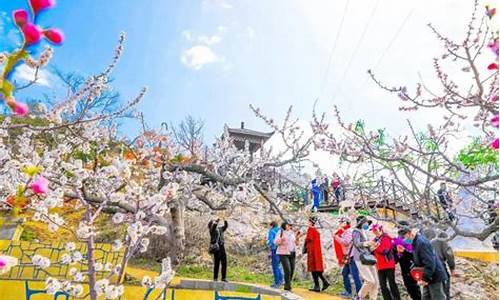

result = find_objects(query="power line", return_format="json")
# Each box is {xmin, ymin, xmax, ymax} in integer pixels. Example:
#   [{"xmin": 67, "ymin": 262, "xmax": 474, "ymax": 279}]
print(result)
[
  {"xmin": 374, "ymin": 10, "xmax": 414, "ymax": 69},
  {"xmin": 319, "ymin": 0, "xmax": 351, "ymax": 97},
  {"xmin": 330, "ymin": 0, "xmax": 381, "ymax": 103},
  {"xmin": 359, "ymin": 9, "xmax": 414, "ymax": 90}
]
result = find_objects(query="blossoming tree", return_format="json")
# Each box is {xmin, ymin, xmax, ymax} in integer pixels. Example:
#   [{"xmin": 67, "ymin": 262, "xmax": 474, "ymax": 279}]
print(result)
[
  {"xmin": 313, "ymin": 1, "xmax": 498, "ymax": 241},
  {"xmin": 0, "ymin": 1, "xmax": 317, "ymax": 299}
]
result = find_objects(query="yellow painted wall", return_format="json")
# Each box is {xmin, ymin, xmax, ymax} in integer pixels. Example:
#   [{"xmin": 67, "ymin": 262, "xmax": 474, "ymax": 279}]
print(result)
[
  {"xmin": 454, "ymin": 250, "xmax": 499, "ymax": 263},
  {"xmin": 0, "ymin": 281, "xmax": 280, "ymax": 300}
]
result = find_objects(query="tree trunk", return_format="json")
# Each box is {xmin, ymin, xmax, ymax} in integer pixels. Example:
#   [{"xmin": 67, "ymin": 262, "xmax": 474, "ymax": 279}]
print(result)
[{"xmin": 169, "ymin": 200, "xmax": 185, "ymax": 266}]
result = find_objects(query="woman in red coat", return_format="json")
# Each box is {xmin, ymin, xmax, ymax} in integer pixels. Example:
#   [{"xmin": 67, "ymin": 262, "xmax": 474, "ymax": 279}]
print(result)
[
  {"xmin": 304, "ymin": 216, "xmax": 330, "ymax": 292},
  {"xmin": 371, "ymin": 224, "xmax": 401, "ymax": 300}
]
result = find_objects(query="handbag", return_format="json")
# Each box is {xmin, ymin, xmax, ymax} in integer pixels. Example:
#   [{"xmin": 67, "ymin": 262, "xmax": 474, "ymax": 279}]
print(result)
[
  {"xmin": 209, "ymin": 228, "xmax": 220, "ymax": 254},
  {"xmin": 352, "ymin": 229, "xmax": 377, "ymax": 266},
  {"xmin": 410, "ymin": 267, "xmax": 425, "ymax": 281},
  {"xmin": 359, "ymin": 251, "xmax": 377, "ymax": 265}
]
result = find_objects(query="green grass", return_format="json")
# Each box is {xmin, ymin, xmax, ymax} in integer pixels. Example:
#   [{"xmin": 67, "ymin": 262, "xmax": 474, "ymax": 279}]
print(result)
[{"xmin": 130, "ymin": 255, "xmax": 345, "ymax": 296}]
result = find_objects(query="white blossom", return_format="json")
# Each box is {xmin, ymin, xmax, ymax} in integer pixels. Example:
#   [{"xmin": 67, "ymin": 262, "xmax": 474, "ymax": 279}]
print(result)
[
  {"xmin": 112, "ymin": 212, "xmax": 125, "ymax": 224},
  {"xmin": 32, "ymin": 255, "xmax": 51, "ymax": 269}
]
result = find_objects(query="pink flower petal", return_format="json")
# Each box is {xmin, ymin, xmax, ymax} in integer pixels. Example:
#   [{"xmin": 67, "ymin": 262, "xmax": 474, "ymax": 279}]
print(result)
[
  {"xmin": 43, "ymin": 28, "xmax": 64, "ymax": 45},
  {"xmin": 31, "ymin": 176, "xmax": 49, "ymax": 195},
  {"xmin": 486, "ymin": 6, "xmax": 496, "ymax": 19},
  {"xmin": 29, "ymin": 0, "xmax": 55, "ymax": 14},
  {"xmin": 488, "ymin": 63, "xmax": 499, "ymax": 70},
  {"xmin": 492, "ymin": 114, "xmax": 499, "ymax": 128},
  {"xmin": 13, "ymin": 9, "xmax": 29, "ymax": 27},
  {"xmin": 21, "ymin": 23, "xmax": 41, "ymax": 45},
  {"xmin": 13, "ymin": 102, "xmax": 29, "ymax": 116},
  {"xmin": 492, "ymin": 138, "xmax": 499, "ymax": 150},
  {"xmin": 488, "ymin": 39, "xmax": 499, "ymax": 57}
]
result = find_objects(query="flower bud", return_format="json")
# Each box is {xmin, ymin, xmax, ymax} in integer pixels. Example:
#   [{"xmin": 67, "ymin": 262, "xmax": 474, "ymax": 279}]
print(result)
[
  {"xmin": 14, "ymin": 102, "xmax": 29, "ymax": 116},
  {"xmin": 30, "ymin": 0, "xmax": 55, "ymax": 15},
  {"xmin": 13, "ymin": 9, "xmax": 29, "ymax": 27},
  {"xmin": 43, "ymin": 28, "xmax": 64, "ymax": 45},
  {"xmin": 21, "ymin": 23, "xmax": 41, "ymax": 45},
  {"xmin": 492, "ymin": 138, "xmax": 499, "ymax": 150}
]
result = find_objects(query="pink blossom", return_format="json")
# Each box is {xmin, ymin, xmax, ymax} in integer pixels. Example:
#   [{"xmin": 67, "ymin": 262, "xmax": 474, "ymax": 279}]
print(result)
[
  {"xmin": 43, "ymin": 28, "xmax": 64, "ymax": 44},
  {"xmin": 488, "ymin": 63, "xmax": 498, "ymax": 70},
  {"xmin": 488, "ymin": 39, "xmax": 499, "ymax": 57},
  {"xmin": 0, "ymin": 258, "xmax": 6, "ymax": 268},
  {"xmin": 21, "ymin": 23, "xmax": 41, "ymax": 45},
  {"xmin": 29, "ymin": 0, "xmax": 55, "ymax": 14},
  {"xmin": 13, "ymin": 9, "xmax": 29, "ymax": 27},
  {"xmin": 492, "ymin": 114, "xmax": 499, "ymax": 128},
  {"xmin": 31, "ymin": 176, "xmax": 49, "ymax": 195},
  {"xmin": 486, "ymin": 6, "xmax": 496, "ymax": 19},
  {"xmin": 492, "ymin": 138, "xmax": 499, "ymax": 150},
  {"xmin": 13, "ymin": 102, "xmax": 29, "ymax": 116}
]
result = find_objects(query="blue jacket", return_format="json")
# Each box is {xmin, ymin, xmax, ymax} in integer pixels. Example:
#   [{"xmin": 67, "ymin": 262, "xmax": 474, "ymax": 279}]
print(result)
[
  {"xmin": 267, "ymin": 226, "xmax": 280, "ymax": 250},
  {"xmin": 412, "ymin": 234, "xmax": 448, "ymax": 284}
]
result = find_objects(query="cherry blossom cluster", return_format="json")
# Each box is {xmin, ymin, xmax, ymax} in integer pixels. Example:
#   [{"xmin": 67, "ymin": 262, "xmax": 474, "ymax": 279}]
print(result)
[{"xmin": 0, "ymin": 0, "xmax": 64, "ymax": 116}]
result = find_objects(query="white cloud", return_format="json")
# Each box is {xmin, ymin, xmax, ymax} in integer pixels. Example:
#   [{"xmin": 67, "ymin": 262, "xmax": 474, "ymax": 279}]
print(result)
[
  {"xmin": 197, "ymin": 34, "xmax": 222, "ymax": 45},
  {"xmin": 181, "ymin": 45, "xmax": 219, "ymax": 70},
  {"xmin": 14, "ymin": 64, "xmax": 51, "ymax": 87},
  {"xmin": 182, "ymin": 27, "xmax": 225, "ymax": 46},
  {"xmin": 180, "ymin": 26, "xmax": 228, "ymax": 70}
]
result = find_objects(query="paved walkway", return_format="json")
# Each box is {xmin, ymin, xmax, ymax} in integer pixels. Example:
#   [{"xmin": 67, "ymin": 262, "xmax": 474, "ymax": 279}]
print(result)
[
  {"xmin": 294, "ymin": 288, "xmax": 343, "ymax": 300},
  {"xmin": 127, "ymin": 266, "xmax": 345, "ymax": 299}
]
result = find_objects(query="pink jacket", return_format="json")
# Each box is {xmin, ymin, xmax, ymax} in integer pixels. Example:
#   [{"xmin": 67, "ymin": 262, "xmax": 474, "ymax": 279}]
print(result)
[{"xmin": 274, "ymin": 229, "xmax": 296, "ymax": 255}]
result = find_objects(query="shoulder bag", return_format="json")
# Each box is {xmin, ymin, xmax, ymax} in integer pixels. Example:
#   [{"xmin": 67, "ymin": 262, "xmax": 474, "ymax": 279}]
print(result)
[
  {"xmin": 209, "ymin": 228, "xmax": 220, "ymax": 254},
  {"xmin": 353, "ymin": 229, "xmax": 377, "ymax": 266}
]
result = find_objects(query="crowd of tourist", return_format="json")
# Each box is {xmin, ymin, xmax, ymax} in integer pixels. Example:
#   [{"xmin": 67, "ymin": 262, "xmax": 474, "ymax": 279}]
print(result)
[
  {"xmin": 208, "ymin": 213, "xmax": 454, "ymax": 299},
  {"xmin": 264, "ymin": 215, "xmax": 455, "ymax": 300},
  {"xmin": 308, "ymin": 172, "xmax": 345, "ymax": 210},
  {"xmin": 207, "ymin": 180, "xmax": 456, "ymax": 300}
]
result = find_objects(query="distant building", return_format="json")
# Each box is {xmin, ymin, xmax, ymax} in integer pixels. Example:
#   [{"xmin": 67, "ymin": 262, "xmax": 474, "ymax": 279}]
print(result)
[{"xmin": 223, "ymin": 122, "xmax": 274, "ymax": 154}]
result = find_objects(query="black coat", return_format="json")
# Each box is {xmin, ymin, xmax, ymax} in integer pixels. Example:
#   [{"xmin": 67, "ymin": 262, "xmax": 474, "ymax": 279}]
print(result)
[
  {"xmin": 395, "ymin": 249, "xmax": 414, "ymax": 275},
  {"xmin": 395, "ymin": 249, "xmax": 422, "ymax": 300},
  {"xmin": 208, "ymin": 220, "xmax": 228, "ymax": 247},
  {"xmin": 412, "ymin": 234, "xmax": 448, "ymax": 284}
]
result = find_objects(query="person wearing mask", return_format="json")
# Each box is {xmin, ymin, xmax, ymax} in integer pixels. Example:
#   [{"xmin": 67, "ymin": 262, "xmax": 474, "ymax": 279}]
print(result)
[
  {"xmin": 334, "ymin": 217, "xmax": 362, "ymax": 298},
  {"xmin": 393, "ymin": 221, "xmax": 421, "ymax": 300},
  {"xmin": 304, "ymin": 216, "xmax": 330, "ymax": 292},
  {"xmin": 208, "ymin": 217, "xmax": 228, "ymax": 282},
  {"xmin": 351, "ymin": 216, "xmax": 379, "ymax": 300},
  {"xmin": 267, "ymin": 221, "xmax": 283, "ymax": 288},
  {"xmin": 370, "ymin": 224, "xmax": 401, "ymax": 300},
  {"xmin": 399, "ymin": 226, "xmax": 448, "ymax": 300},
  {"xmin": 274, "ymin": 220, "xmax": 299, "ymax": 292},
  {"xmin": 421, "ymin": 229, "xmax": 455, "ymax": 300}
]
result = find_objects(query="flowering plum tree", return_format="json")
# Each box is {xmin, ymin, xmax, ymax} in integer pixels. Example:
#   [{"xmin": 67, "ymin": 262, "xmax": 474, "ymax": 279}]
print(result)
[
  {"xmin": 0, "ymin": 2, "xmax": 316, "ymax": 299},
  {"xmin": 313, "ymin": 1, "xmax": 498, "ymax": 241}
]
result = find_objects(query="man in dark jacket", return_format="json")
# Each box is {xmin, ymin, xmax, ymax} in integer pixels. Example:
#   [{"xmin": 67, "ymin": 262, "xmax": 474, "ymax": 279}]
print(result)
[
  {"xmin": 208, "ymin": 218, "xmax": 228, "ymax": 282},
  {"xmin": 422, "ymin": 228, "xmax": 455, "ymax": 300},
  {"xmin": 394, "ymin": 221, "xmax": 421, "ymax": 300},
  {"xmin": 399, "ymin": 226, "xmax": 448, "ymax": 300}
]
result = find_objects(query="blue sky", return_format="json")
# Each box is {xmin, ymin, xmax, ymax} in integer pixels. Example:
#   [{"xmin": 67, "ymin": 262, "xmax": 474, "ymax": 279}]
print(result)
[{"xmin": 0, "ymin": 0, "xmax": 475, "ymax": 170}]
